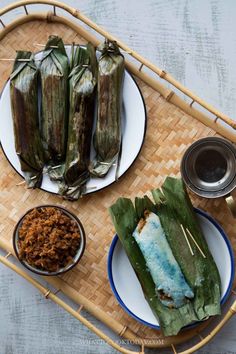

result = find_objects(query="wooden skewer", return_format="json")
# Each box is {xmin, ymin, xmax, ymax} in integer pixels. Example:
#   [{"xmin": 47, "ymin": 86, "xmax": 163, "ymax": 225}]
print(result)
[
  {"xmin": 180, "ymin": 224, "xmax": 194, "ymax": 256},
  {"xmin": 186, "ymin": 228, "xmax": 206, "ymax": 258}
]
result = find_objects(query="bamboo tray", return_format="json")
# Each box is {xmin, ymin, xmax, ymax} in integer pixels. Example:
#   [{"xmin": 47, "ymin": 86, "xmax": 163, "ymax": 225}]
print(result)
[{"xmin": 0, "ymin": 1, "xmax": 236, "ymax": 353}]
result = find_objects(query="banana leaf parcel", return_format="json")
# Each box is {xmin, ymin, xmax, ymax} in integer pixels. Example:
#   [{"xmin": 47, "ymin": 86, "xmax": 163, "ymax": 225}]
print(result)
[
  {"xmin": 10, "ymin": 51, "xmax": 45, "ymax": 188},
  {"xmin": 90, "ymin": 40, "xmax": 124, "ymax": 177},
  {"xmin": 109, "ymin": 177, "xmax": 221, "ymax": 336},
  {"xmin": 40, "ymin": 35, "xmax": 69, "ymax": 169},
  {"xmin": 59, "ymin": 44, "xmax": 97, "ymax": 200}
]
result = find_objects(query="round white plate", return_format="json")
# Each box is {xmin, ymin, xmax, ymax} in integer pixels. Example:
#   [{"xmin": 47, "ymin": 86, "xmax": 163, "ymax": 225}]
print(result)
[
  {"xmin": 108, "ymin": 208, "xmax": 235, "ymax": 329},
  {"xmin": 0, "ymin": 47, "xmax": 147, "ymax": 195}
]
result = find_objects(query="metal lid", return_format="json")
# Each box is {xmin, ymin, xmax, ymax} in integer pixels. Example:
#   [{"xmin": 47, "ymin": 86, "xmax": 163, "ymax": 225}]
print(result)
[{"xmin": 180, "ymin": 137, "xmax": 236, "ymax": 198}]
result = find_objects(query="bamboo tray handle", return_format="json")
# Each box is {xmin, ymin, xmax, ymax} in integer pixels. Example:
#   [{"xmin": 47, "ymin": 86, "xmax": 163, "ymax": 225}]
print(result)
[
  {"xmin": 0, "ymin": 239, "xmax": 221, "ymax": 351},
  {"xmin": 0, "ymin": 254, "xmax": 141, "ymax": 354},
  {"xmin": 0, "ymin": 252, "xmax": 235, "ymax": 354},
  {"xmin": 179, "ymin": 301, "xmax": 236, "ymax": 354},
  {"xmin": 0, "ymin": 1, "xmax": 236, "ymax": 353},
  {"xmin": 0, "ymin": 14, "xmax": 236, "ymax": 143},
  {"xmin": 1, "ymin": 0, "xmax": 236, "ymax": 132}
]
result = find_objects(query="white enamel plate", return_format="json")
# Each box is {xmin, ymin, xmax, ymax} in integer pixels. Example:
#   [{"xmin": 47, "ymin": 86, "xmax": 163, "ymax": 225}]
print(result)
[
  {"xmin": 0, "ymin": 47, "xmax": 147, "ymax": 195},
  {"xmin": 108, "ymin": 209, "xmax": 235, "ymax": 329}
]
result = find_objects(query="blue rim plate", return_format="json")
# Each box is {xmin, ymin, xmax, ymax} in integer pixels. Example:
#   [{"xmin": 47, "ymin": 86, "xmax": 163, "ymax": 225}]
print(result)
[
  {"xmin": 107, "ymin": 208, "xmax": 235, "ymax": 330},
  {"xmin": 0, "ymin": 46, "xmax": 147, "ymax": 196}
]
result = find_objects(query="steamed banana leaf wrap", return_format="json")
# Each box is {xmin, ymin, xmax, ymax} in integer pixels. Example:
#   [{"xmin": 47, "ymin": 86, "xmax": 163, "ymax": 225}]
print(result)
[
  {"xmin": 90, "ymin": 40, "xmax": 124, "ymax": 177},
  {"xmin": 59, "ymin": 44, "xmax": 97, "ymax": 200},
  {"xmin": 40, "ymin": 35, "xmax": 69, "ymax": 175},
  {"xmin": 10, "ymin": 51, "xmax": 44, "ymax": 188},
  {"xmin": 109, "ymin": 177, "xmax": 221, "ymax": 336}
]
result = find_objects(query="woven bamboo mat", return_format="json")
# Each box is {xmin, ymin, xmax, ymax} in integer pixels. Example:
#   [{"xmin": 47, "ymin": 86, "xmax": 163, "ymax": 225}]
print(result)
[{"xmin": 0, "ymin": 20, "xmax": 236, "ymax": 341}]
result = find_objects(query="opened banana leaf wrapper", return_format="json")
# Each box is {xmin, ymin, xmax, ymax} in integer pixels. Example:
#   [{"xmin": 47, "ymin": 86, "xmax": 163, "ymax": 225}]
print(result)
[{"xmin": 109, "ymin": 177, "xmax": 221, "ymax": 336}]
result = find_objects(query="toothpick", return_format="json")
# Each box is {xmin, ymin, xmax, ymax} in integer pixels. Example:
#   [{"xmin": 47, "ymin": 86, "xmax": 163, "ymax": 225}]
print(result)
[
  {"xmin": 85, "ymin": 186, "xmax": 97, "ymax": 191},
  {"xmin": 186, "ymin": 228, "xmax": 206, "ymax": 258},
  {"xmin": 0, "ymin": 58, "xmax": 31, "ymax": 62},
  {"xmin": 16, "ymin": 175, "xmax": 36, "ymax": 186},
  {"xmin": 34, "ymin": 43, "xmax": 59, "ymax": 48},
  {"xmin": 0, "ymin": 58, "xmax": 42, "ymax": 62},
  {"xmin": 159, "ymin": 187, "xmax": 165, "ymax": 196},
  {"xmin": 67, "ymin": 185, "xmax": 96, "ymax": 192},
  {"xmin": 50, "ymin": 164, "xmax": 62, "ymax": 170},
  {"xmin": 107, "ymin": 49, "xmax": 132, "ymax": 54},
  {"xmin": 158, "ymin": 187, "xmax": 166, "ymax": 204},
  {"xmin": 16, "ymin": 180, "xmax": 26, "ymax": 186},
  {"xmin": 180, "ymin": 224, "xmax": 194, "ymax": 256},
  {"xmin": 100, "ymin": 162, "xmax": 117, "ymax": 166},
  {"xmin": 81, "ymin": 186, "xmax": 97, "ymax": 196},
  {"xmin": 97, "ymin": 47, "xmax": 132, "ymax": 55},
  {"xmin": 120, "ymin": 50, "xmax": 132, "ymax": 54}
]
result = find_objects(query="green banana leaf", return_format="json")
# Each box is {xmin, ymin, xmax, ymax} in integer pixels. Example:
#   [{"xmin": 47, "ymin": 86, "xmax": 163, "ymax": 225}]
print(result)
[
  {"xmin": 40, "ymin": 35, "xmax": 69, "ymax": 169},
  {"xmin": 59, "ymin": 43, "xmax": 97, "ymax": 200},
  {"xmin": 90, "ymin": 40, "xmax": 124, "ymax": 177},
  {"xmin": 10, "ymin": 51, "xmax": 45, "ymax": 188},
  {"xmin": 152, "ymin": 177, "xmax": 221, "ymax": 319},
  {"xmin": 109, "ymin": 177, "xmax": 221, "ymax": 336}
]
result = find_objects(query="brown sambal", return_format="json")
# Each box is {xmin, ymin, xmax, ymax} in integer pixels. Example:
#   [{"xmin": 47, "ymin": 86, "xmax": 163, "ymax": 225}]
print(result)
[{"xmin": 17, "ymin": 207, "xmax": 81, "ymax": 272}]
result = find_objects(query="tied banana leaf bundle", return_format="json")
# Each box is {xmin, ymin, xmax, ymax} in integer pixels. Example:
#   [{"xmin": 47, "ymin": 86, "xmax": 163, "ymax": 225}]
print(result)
[
  {"xmin": 60, "ymin": 44, "xmax": 97, "ymax": 200},
  {"xmin": 109, "ymin": 177, "xmax": 221, "ymax": 336},
  {"xmin": 90, "ymin": 40, "xmax": 124, "ymax": 177},
  {"xmin": 10, "ymin": 51, "xmax": 45, "ymax": 188},
  {"xmin": 40, "ymin": 35, "xmax": 69, "ymax": 176}
]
